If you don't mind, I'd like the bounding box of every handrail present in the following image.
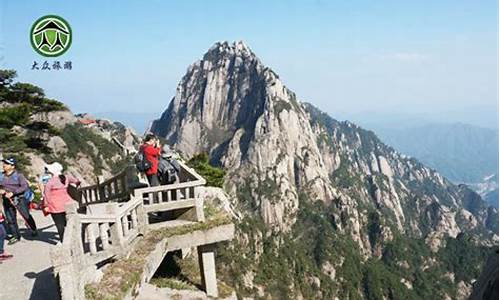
[75,165,139,207]
[133,179,204,195]
[75,160,206,207]
[50,157,224,300]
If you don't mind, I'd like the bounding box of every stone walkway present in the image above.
[0,210,59,300]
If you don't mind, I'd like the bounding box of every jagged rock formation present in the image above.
[0,68,141,186]
[152,41,497,241]
[151,41,498,298]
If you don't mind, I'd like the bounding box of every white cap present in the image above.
[45,162,63,176]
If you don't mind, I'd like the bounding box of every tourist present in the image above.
[0,205,13,261]
[42,162,80,242]
[0,157,38,244]
[158,145,181,185]
[140,134,161,187]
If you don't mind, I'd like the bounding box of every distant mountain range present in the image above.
[365,123,498,208]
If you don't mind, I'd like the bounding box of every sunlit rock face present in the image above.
[152,41,498,251]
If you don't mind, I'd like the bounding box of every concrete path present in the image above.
[0,210,60,300]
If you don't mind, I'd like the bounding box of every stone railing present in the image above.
[81,197,146,263]
[51,160,216,300]
[134,161,206,222]
[75,166,140,207]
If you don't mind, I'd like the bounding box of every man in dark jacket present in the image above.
[158,145,181,185]
[0,157,38,244]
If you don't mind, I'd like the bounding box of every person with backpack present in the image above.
[0,157,38,244]
[139,134,161,187]
[41,162,80,242]
[158,145,181,185]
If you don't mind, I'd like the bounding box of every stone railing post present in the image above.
[194,186,205,222]
[106,203,125,246]
[66,202,84,258]
[134,191,149,233]
[198,243,218,297]
[51,201,87,300]
[97,175,105,201]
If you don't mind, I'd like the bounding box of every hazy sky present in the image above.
[1,0,498,128]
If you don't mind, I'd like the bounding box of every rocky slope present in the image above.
[151,41,498,299]
[0,70,139,187]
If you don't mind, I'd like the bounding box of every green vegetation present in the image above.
[438,233,493,283]
[60,123,128,175]
[330,154,361,189]
[273,99,292,116]
[0,69,67,173]
[151,251,234,298]
[85,214,232,300]
[150,277,197,290]
[216,187,495,299]
[187,153,225,187]
[0,68,131,186]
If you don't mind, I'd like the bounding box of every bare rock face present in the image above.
[31,110,77,129]
[151,41,498,252]
[47,136,68,155]
[198,186,241,220]
[153,41,336,233]
[26,152,98,186]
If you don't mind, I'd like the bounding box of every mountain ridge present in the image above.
[151,41,498,299]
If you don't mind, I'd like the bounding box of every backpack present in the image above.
[159,159,177,184]
[11,172,35,202]
[134,147,152,172]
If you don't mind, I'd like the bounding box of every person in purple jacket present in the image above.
[0,157,38,244]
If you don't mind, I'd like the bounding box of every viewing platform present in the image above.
[50,161,235,300]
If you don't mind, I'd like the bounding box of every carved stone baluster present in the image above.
[113,180,118,197]
[100,223,109,250]
[87,223,97,255]
[122,215,129,237]
[107,203,125,246]
[131,207,138,229]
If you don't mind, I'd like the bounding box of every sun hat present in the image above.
[45,162,63,176]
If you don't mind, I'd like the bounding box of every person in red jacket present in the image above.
[42,162,80,242]
[141,134,161,187]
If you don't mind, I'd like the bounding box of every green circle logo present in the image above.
[30,15,72,57]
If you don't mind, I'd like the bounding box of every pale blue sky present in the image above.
[1,0,498,128]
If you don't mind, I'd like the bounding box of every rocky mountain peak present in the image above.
[149,43,497,298]
[203,41,257,62]
[152,42,497,244]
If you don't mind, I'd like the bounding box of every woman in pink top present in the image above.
[42,162,80,242]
